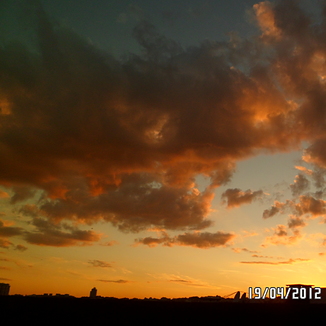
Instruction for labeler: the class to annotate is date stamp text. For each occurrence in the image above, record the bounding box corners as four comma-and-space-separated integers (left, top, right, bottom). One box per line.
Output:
248, 287, 321, 300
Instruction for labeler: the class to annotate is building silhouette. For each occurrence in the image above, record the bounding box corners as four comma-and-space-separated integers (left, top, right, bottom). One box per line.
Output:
90, 287, 97, 298
0, 283, 10, 296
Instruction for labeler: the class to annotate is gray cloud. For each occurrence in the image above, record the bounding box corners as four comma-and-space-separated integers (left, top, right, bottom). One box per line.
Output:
222, 188, 264, 208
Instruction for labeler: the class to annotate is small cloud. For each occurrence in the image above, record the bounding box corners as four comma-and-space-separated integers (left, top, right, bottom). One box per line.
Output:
240, 258, 310, 265
290, 174, 309, 197
262, 201, 286, 219
100, 241, 118, 247
97, 279, 130, 284
288, 216, 306, 229
232, 247, 259, 253
88, 260, 112, 268
294, 166, 313, 175
222, 188, 264, 208
14, 244, 28, 252
262, 224, 303, 246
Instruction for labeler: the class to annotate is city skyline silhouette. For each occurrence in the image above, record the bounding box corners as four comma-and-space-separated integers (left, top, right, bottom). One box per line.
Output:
1, 0, 326, 301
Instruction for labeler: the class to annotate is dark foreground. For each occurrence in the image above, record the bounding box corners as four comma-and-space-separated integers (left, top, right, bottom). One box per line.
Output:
1, 296, 324, 324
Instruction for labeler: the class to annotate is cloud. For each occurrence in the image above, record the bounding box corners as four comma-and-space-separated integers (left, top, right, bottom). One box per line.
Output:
262, 224, 303, 246
232, 247, 260, 253
14, 244, 27, 251
100, 241, 118, 247
263, 195, 326, 220
251, 254, 284, 259
295, 166, 313, 176
0, 219, 24, 237
262, 200, 287, 219
169, 279, 204, 287
97, 279, 130, 283
10, 186, 36, 204
290, 174, 309, 197
2, 0, 326, 241
221, 188, 264, 208
288, 216, 306, 229
152, 273, 213, 288
240, 258, 310, 265
23, 217, 101, 247
88, 260, 112, 268
294, 195, 326, 217
135, 230, 235, 248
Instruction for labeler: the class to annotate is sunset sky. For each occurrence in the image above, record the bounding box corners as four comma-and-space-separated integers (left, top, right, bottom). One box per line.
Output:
2, 0, 326, 299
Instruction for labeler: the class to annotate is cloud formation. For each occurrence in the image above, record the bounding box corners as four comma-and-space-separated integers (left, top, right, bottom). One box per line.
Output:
2, 0, 326, 245
23, 217, 101, 247
222, 188, 264, 208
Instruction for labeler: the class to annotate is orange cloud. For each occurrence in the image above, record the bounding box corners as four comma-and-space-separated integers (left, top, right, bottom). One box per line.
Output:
2, 1, 326, 244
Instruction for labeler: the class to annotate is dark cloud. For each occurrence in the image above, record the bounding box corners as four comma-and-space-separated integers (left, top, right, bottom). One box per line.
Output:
97, 279, 129, 283
0, 219, 23, 237
262, 201, 287, 219
222, 188, 264, 208
88, 260, 112, 268
288, 216, 306, 229
294, 195, 326, 217
136, 230, 235, 248
290, 174, 309, 197
24, 217, 101, 247
2, 1, 326, 241
10, 186, 36, 204
176, 231, 235, 248
14, 244, 27, 251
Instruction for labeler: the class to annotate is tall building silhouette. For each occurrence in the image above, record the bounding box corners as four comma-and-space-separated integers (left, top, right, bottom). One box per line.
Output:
90, 287, 97, 298
0, 283, 10, 296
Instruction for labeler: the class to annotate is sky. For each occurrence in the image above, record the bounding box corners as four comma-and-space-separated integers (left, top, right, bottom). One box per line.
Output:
1, 0, 326, 299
